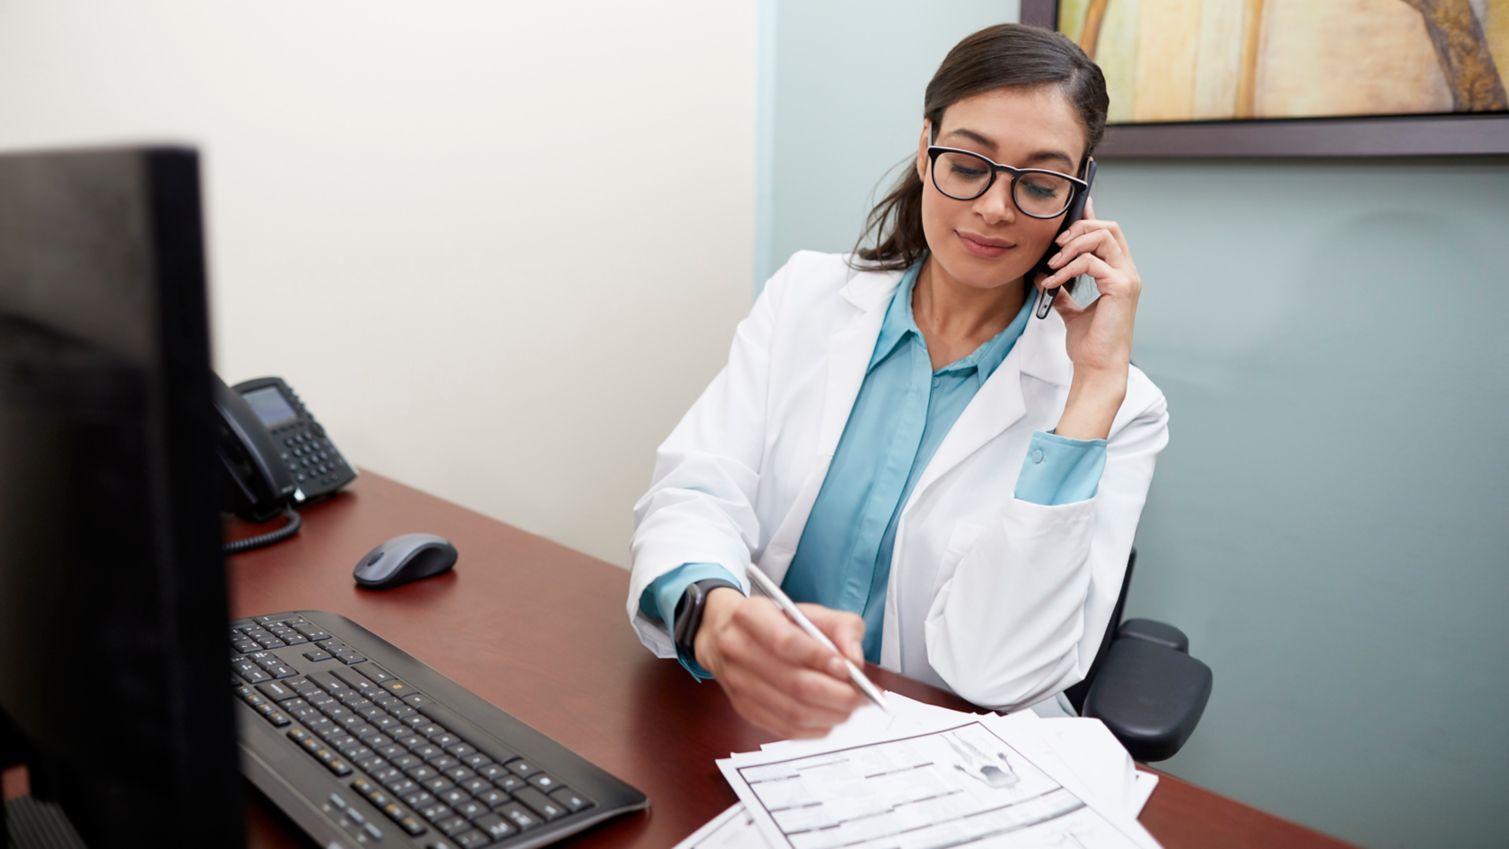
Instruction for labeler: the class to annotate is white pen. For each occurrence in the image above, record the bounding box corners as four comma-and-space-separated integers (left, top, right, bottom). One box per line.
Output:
744, 563, 890, 713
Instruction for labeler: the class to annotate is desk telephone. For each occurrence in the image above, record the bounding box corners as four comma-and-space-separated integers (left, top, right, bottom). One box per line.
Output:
213, 374, 355, 552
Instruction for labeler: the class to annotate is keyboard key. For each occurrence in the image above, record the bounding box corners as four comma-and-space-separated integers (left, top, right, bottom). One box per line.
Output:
363, 821, 383, 841
302, 649, 332, 662
443, 766, 476, 784
435, 815, 469, 837
472, 813, 517, 842
399, 815, 427, 837
387, 778, 418, 798
496, 802, 542, 832
266, 711, 291, 728
439, 787, 469, 807
358, 664, 397, 685
371, 766, 401, 785
403, 789, 434, 809
454, 830, 489, 848
527, 771, 560, 792
461, 777, 491, 796
493, 774, 526, 793
402, 692, 436, 710
513, 787, 567, 821
478, 788, 510, 809
506, 759, 540, 778
419, 802, 453, 823
331, 667, 378, 693
285, 700, 318, 721
269, 664, 297, 679
326, 758, 352, 777
256, 681, 297, 702
454, 800, 486, 820
406, 765, 438, 783
293, 623, 331, 641
550, 788, 594, 813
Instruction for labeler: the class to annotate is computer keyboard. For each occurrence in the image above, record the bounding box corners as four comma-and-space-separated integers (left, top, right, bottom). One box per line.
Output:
230, 610, 648, 848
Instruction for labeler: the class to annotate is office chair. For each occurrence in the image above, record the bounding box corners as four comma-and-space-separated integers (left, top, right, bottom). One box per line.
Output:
1062, 549, 1213, 762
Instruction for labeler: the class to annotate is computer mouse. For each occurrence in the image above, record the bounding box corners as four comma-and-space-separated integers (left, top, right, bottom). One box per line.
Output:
353, 533, 458, 589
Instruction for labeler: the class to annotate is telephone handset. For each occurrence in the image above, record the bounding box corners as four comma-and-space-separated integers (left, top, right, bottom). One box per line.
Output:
213, 374, 355, 552
1033, 157, 1098, 319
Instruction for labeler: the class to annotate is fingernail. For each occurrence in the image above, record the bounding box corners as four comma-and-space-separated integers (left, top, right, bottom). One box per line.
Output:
1048, 252, 1063, 267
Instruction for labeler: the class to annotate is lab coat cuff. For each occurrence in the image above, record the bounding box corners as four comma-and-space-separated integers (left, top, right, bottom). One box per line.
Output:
639, 562, 741, 682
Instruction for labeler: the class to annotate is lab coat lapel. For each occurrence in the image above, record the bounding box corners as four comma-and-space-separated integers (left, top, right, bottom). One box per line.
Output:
903, 307, 1070, 509
817, 269, 900, 457
759, 265, 900, 582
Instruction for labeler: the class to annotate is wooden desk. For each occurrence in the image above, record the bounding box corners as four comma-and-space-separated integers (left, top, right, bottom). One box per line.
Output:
230, 473, 1354, 849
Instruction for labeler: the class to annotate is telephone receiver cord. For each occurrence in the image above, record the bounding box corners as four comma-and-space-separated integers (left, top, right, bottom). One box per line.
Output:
224, 507, 302, 555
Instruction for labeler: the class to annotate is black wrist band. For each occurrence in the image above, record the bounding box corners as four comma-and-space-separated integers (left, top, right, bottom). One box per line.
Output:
672, 578, 742, 660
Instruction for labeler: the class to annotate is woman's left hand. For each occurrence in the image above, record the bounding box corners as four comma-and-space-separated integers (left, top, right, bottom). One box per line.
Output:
1036, 198, 1142, 378
1034, 198, 1141, 440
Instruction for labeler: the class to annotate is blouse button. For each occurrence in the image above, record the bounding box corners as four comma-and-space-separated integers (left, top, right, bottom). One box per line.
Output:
1030, 448, 1045, 464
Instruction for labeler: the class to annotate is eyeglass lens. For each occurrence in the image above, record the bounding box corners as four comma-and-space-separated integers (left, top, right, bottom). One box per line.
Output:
932, 150, 1073, 218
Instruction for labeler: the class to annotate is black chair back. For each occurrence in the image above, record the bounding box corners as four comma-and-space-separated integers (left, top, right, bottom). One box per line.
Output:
1063, 547, 1135, 714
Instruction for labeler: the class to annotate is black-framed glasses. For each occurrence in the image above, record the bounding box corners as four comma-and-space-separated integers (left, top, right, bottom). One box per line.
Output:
926, 145, 1088, 219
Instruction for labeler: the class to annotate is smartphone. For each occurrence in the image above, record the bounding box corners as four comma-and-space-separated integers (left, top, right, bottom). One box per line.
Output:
1033, 157, 1098, 319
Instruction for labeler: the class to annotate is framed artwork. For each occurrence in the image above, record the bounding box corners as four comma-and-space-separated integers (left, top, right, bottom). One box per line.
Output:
1020, 0, 1509, 156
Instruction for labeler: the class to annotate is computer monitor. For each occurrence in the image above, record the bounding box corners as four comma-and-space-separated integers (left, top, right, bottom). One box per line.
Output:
0, 146, 244, 846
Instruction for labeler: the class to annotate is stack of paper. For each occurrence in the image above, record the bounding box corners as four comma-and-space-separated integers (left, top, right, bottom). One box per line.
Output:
674, 693, 1162, 849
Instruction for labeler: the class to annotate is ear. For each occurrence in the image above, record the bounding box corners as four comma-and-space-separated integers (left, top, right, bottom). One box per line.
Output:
916, 121, 931, 181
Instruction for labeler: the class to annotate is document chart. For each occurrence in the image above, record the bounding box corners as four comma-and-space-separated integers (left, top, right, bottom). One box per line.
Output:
728, 721, 1145, 849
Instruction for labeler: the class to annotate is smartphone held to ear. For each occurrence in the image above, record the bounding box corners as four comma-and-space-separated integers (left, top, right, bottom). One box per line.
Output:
1033, 158, 1097, 319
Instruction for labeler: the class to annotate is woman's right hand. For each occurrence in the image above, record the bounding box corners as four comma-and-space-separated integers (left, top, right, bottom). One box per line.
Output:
693, 589, 869, 738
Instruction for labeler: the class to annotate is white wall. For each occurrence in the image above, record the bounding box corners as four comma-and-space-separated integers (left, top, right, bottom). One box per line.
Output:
0, 0, 758, 567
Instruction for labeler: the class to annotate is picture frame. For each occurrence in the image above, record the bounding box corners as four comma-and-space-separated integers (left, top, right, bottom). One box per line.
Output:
1020, 0, 1509, 157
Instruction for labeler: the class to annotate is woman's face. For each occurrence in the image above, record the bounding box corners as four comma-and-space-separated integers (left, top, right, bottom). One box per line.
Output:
916, 85, 1088, 293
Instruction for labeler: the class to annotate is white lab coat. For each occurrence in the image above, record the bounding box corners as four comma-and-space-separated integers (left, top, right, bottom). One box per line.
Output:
627, 251, 1169, 712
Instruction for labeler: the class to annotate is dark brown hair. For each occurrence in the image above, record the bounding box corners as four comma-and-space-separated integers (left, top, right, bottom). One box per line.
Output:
851, 24, 1108, 271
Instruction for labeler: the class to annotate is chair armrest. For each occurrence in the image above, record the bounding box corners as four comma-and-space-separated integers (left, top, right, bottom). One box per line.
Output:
1081, 638, 1212, 762
1117, 617, 1189, 653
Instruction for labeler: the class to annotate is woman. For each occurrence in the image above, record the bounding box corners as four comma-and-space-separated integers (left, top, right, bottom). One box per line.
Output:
627, 24, 1167, 738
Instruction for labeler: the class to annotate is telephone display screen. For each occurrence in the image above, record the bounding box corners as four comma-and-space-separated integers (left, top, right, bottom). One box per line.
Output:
242, 387, 298, 427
